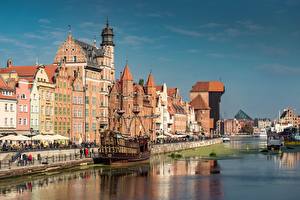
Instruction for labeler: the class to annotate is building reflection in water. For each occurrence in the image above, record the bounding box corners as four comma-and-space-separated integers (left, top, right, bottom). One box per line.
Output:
276, 152, 300, 169
0, 157, 223, 200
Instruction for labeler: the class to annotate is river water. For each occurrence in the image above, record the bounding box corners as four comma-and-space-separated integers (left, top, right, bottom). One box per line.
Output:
1, 137, 300, 200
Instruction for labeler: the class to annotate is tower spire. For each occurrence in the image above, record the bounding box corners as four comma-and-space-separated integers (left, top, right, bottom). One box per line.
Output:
106, 16, 109, 27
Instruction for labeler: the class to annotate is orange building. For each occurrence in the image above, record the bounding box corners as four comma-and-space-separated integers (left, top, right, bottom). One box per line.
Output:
190, 81, 224, 137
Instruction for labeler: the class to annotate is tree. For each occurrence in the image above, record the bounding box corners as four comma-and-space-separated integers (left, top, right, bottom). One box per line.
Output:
138, 79, 144, 86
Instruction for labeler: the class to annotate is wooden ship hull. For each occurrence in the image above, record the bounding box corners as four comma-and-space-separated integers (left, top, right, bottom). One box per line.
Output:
93, 151, 150, 165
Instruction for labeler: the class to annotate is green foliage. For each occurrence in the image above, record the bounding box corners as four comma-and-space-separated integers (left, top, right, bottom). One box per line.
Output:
138, 79, 144, 86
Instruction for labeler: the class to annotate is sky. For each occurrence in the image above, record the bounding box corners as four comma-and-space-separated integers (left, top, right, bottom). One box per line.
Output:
0, 0, 300, 119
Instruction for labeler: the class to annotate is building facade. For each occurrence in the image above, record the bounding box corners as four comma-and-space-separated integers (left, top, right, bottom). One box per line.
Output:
16, 79, 31, 134
190, 81, 224, 137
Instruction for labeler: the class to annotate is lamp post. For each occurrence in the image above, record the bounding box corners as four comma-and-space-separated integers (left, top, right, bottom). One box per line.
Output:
30, 128, 33, 146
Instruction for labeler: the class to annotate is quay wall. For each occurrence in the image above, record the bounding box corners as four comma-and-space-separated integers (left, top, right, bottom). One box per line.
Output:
151, 138, 222, 155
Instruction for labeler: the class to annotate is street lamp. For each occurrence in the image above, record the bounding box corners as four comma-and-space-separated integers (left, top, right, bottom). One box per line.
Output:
30, 128, 33, 146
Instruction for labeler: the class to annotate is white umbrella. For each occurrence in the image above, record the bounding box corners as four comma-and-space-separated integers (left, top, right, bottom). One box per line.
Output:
51, 134, 70, 140
32, 134, 53, 141
157, 135, 167, 139
0, 134, 30, 141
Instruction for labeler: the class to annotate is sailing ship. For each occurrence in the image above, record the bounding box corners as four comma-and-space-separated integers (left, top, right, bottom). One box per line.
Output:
93, 107, 156, 165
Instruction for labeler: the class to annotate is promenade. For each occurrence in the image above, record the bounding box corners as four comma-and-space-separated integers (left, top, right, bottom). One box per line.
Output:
0, 138, 222, 179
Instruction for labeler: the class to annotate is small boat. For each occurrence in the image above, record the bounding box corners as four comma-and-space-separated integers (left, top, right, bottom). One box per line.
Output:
222, 136, 230, 142
93, 131, 150, 165
267, 136, 283, 150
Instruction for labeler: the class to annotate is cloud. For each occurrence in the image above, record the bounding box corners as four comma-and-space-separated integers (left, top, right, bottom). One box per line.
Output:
225, 28, 241, 37
120, 35, 154, 46
24, 33, 46, 40
79, 22, 100, 29
166, 26, 205, 37
259, 44, 288, 56
206, 53, 225, 58
258, 64, 300, 75
0, 35, 34, 48
237, 20, 263, 31
199, 22, 224, 28
38, 18, 51, 24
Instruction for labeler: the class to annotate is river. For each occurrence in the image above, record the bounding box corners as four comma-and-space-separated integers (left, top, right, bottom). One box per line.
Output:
1, 137, 300, 200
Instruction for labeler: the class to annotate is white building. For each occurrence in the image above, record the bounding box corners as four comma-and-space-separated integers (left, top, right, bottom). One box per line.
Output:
0, 77, 17, 134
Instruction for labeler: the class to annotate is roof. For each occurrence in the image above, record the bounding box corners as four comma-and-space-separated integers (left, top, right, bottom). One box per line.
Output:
155, 85, 163, 92
44, 64, 58, 84
234, 109, 252, 120
191, 81, 224, 92
134, 84, 144, 94
74, 39, 104, 66
0, 65, 39, 80
146, 73, 155, 87
190, 95, 210, 110
167, 88, 177, 97
121, 64, 133, 81
0, 76, 10, 90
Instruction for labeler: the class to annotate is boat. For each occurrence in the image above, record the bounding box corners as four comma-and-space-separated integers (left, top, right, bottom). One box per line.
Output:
259, 129, 268, 139
283, 133, 300, 147
93, 131, 150, 165
267, 136, 283, 150
222, 136, 230, 142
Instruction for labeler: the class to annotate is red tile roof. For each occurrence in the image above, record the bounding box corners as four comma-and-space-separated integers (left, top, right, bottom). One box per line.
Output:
121, 64, 133, 81
44, 64, 58, 83
146, 72, 155, 87
167, 88, 177, 97
134, 84, 144, 94
0, 66, 39, 79
155, 85, 163, 92
191, 81, 224, 92
190, 95, 210, 110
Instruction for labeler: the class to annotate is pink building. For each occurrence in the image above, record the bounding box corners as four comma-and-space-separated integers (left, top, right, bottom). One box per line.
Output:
16, 79, 31, 134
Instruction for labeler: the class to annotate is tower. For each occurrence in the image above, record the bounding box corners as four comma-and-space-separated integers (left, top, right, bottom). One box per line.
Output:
101, 18, 115, 75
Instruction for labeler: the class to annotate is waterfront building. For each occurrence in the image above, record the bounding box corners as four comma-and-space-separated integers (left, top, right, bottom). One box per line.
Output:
155, 84, 169, 135
35, 65, 56, 135
0, 77, 17, 134
53, 63, 72, 140
0, 60, 40, 134
15, 79, 31, 135
54, 21, 115, 143
108, 64, 157, 140
279, 107, 299, 128
190, 81, 225, 137
255, 118, 272, 129
223, 119, 241, 135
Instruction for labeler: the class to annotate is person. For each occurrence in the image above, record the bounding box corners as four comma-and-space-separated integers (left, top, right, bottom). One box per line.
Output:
28, 153, 33, 165
85, 148, 89, 158
80, 148, 83, 158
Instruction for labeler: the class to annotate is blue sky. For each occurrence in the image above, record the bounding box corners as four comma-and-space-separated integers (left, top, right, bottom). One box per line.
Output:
0, 0, 300, 119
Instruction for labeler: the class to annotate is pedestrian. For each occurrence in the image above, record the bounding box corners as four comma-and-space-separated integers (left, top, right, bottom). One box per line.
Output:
28, 153, 33, 165
80, 148, 83, 158
85, 148, 88, 158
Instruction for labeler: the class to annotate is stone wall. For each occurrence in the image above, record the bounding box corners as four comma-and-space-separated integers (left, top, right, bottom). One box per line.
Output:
151, 138, 222, 155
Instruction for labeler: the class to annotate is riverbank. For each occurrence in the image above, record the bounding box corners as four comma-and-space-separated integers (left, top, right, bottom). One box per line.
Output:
0, 139, 222, 179
0, 158, 93, 179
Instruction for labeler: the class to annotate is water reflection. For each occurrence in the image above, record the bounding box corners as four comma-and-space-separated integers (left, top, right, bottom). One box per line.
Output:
0, 158, 223, 200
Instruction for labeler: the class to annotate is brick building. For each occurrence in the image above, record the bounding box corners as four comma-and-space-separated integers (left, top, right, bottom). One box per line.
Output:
190, 81, 224, 137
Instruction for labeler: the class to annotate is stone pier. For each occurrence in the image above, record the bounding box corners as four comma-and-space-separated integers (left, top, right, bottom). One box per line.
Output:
151, 138, 222, 155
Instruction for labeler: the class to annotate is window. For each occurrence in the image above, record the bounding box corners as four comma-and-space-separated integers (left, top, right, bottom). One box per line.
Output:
20, 105, 23, 112
63, 56, 67, 62
35, 119, 38, 126
78, 110, 82, 117
10, 118, 13, 126
92, 97, 96, 104
10, 104, 14, 112
85, 123, 89, 132
85, 108, 89, 116
5, 104, 8, 111
73, 96, 77, 104
85, 96, 89, 104
92, 123, 96, 131
19, 118, 22, 125
23, 105, 27, 112
92, 109, 96, 117
23, 118, 27, 125
73, 56, 77, 62
20, 94, 26, 99
4, 118, 8, 126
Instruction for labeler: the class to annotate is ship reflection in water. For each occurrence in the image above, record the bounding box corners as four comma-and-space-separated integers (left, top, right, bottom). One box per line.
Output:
0, 157, 223, 200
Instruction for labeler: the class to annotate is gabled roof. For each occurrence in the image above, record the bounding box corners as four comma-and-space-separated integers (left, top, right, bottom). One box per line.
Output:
146, 72, 155, 87
191, 81, 224, 92
74, 39, 104, 66
44, 64, 58, 84
121, 64, 133, 81
155, 85, 163, 92
167, 88, 177, 97
190, 95, 210, 110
